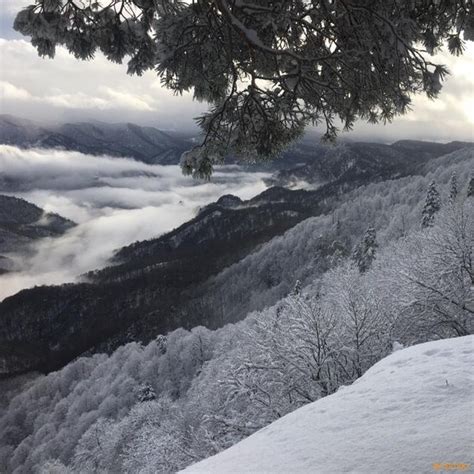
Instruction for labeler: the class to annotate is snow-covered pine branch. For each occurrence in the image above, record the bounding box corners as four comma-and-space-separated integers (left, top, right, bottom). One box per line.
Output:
14, 0, 473, 177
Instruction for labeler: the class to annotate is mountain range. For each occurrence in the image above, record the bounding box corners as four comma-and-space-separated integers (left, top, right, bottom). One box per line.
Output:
267, 140, 474, 188
0, 114, 328, 169
0, 114, 372, 170
0, 137, 472, 377
0, 114, 192, 165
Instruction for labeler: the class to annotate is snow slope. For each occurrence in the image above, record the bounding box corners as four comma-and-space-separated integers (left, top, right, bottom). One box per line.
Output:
183, 336, 474, 474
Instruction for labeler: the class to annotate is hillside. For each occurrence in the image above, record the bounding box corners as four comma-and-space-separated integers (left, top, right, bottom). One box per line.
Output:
0, 115, 192, 165
266, 140, 473, 188
0, 195, 75, 272
1, 141, 464, 376
0, 188, 471, 472
0, 145, 472, 377
0, 187, 316, 375
183, 336, 474, 474
0, 195, 74, 242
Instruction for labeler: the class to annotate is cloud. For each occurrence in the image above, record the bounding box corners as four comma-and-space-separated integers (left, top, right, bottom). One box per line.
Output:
100, 87, 155, 111
337, 43, 474, 142
0, 80, 31, 100
0, 38, 205, 129
0, 78, 157, 113
0, 146, 269, 300
1, 34, 473, 138
2, 0, 30, 15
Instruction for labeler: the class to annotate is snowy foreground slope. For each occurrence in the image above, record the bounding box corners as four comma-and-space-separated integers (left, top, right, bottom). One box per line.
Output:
183, 336, 474, 474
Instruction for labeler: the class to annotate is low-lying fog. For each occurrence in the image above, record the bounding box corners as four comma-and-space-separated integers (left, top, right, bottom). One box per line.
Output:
0, 145, 269, 300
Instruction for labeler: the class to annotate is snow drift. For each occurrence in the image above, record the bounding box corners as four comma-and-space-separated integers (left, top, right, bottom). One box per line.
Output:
183, 336, 474, 474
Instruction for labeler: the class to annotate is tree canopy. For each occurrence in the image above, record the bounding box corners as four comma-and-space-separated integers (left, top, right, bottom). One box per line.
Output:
14, 0, 473, 177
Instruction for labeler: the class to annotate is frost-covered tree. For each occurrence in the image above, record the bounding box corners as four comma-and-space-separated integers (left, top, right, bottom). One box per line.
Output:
352, 226, 378, 273
384, 199, 473, 339
137, 383, 156, 403
14, 0, 473, 177
323, 262, 391, 377
449, 172, 458, 203
291, 279, 302, 296
468, 175, 474, 198
422, 180, 441, 228
38, 460, 72, 474
328, 239, 348, 266
72, 418, 121, 472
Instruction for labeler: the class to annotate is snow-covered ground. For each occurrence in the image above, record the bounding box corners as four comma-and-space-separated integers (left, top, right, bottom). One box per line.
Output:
183, 336, 474, 474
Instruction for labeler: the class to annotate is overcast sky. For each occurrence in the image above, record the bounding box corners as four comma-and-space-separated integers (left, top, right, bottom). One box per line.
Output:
1, 1, 473, 141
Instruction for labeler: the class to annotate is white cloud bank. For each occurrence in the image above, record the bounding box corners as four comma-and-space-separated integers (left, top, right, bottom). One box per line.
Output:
0, 146, 269, 300
0, 80, 155, 111
0, 38, 205, 129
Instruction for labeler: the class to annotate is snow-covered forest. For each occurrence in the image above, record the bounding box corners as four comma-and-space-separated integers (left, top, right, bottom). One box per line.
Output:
1, 0, 473, 471
1, 148, 472, 473
184, 335, 474, 473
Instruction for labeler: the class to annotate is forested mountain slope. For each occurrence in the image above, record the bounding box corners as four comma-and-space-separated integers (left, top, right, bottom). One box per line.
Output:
0, 192, 310, 376
0, 147, 472, 377
267, 140, 473, 188
1, 190, 471, 472
1, 142, 464, 377
183, 336, 474, 474
0, 115, 191, 165
0, 194, 74, 273
182, 147, 473, 324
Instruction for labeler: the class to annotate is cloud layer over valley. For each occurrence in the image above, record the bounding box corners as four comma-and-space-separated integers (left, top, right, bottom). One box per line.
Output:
0, 145, 269, 300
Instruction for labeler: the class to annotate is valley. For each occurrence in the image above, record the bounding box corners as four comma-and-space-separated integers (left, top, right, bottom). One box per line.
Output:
2, 2, 473, 471
0, 124, 472, 378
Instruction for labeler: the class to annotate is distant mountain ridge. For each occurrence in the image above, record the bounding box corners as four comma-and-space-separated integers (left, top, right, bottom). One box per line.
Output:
0, 115, 329, 169
2, 115, 471, 174
266, 140, 474, 188
0, 115, 192, 165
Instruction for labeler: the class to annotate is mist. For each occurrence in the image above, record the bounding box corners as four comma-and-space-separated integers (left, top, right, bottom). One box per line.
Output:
0, 145, 269, 300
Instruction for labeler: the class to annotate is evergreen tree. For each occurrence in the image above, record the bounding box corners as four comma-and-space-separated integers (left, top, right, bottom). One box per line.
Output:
352, 227, 378, 273
291, 280, 302, 297
422, 181, 441, 228
449, 172, 458, 203
137, 383, 156, 403
467, 176, 474, 198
